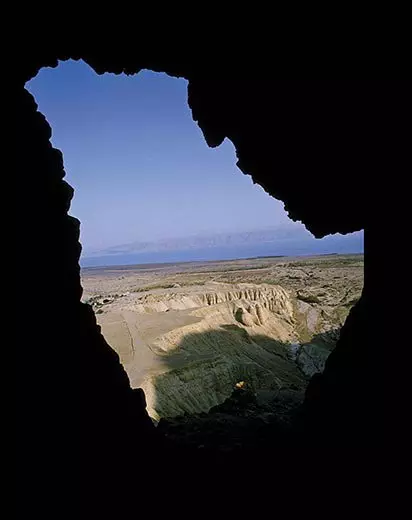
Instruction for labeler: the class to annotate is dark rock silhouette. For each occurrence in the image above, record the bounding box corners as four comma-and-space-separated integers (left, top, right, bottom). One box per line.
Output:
15, 43, 401, 515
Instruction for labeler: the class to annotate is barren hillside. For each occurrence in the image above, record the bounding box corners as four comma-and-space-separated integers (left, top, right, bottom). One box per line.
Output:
82, 254, 363, 421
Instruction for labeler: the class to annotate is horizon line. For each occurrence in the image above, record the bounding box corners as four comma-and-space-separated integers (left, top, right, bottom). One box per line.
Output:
81, 251, 364, 270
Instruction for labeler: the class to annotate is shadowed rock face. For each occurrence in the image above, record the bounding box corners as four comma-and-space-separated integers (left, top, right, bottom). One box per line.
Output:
16, 42, 402, 515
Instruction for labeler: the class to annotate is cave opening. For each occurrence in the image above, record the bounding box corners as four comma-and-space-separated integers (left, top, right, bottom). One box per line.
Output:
18, 41, 409, 517
25, 62, 364, 430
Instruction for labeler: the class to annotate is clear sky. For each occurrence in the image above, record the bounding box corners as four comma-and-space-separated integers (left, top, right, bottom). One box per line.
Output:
27, 61, 363, 262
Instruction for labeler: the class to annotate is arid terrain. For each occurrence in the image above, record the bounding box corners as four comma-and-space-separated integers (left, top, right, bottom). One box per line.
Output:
82, 254, 363, 423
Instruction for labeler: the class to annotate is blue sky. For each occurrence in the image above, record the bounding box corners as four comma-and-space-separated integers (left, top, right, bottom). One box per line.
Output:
27, 61, 363, 263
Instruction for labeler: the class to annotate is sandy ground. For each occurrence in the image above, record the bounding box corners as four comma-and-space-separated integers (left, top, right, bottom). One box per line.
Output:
97, 308, 202, 387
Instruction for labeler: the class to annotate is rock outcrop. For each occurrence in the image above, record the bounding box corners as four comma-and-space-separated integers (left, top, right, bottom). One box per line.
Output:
127, 283, 294, 319
296, 343, 333, 377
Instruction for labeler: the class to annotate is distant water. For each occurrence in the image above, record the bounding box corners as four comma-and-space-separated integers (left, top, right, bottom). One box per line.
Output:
81, 235, 364, 268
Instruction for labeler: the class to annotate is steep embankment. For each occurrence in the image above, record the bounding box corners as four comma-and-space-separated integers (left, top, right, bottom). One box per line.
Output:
93, 282, 349, 420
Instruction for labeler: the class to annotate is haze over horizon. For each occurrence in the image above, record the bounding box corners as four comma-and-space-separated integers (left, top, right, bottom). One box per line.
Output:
28, 61, 363, 266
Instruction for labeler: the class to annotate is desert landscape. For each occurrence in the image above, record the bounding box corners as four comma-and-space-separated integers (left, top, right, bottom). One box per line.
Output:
82, 253, 363, 425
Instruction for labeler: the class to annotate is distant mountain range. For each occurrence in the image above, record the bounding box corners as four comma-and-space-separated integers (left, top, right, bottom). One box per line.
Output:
81, 227, 364, 267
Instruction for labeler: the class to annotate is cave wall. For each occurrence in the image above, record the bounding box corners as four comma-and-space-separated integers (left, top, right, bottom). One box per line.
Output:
16, 45, 406, 514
